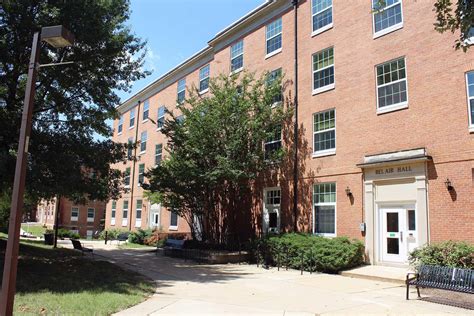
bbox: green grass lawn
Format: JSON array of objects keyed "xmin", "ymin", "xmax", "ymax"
[
  {"xmin": 20, "ymin": 223, "xmax": 46, "ymax": 237},
  {"xmin": 0, "ymin": 238, "xmax": 155, "ymax": 315},
  {"xmin": 118, "ymin": 242, "xmax": 156, "ymax": 250}
]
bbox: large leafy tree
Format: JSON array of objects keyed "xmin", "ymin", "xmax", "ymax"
[
  {"xmin": 0, "ymin": 0, "xmax": 148, "ymax": 228},
  {"xmin": 146, "ymin": 72, "xmax": 292, "ymax": 243},
  {"xmin": 434, "ymin": 0, "xmax": 473, "ymax": 51}
]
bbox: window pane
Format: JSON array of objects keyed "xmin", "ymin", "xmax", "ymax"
[
  {"xmin": 231, "ymin": 55, "xmax": 243, "ymax": 72},
  {"xmin": 374, "ymin": 1, "xmax": 402, "ymax": 33},
  {"xmin": 315, "ymin": 205, "xmax": 335, "ymax": 234},
  {"xmin": 266, "ymin": 18, "xmax": 282, "ymax": 40},
  {"xmin": 266, "ymin": 34, "xmax": 282, "ymax": 54},
  {"xmin": 170, "ymin": 211, "xmax": 178, "ymax": 226},
  {"xmin": 386, "ymin": 213, "xmax": 399, "ymax": 232},
  {"xmin": 408, "ymin": 210, "xmax": 416, "ymax": 231}
]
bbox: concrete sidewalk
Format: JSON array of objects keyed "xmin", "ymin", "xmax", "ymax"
[{"xmin": 86, "ymin": 246, "xmax": 473, "ymax": 315}]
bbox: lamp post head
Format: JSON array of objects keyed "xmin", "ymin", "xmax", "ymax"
[{"xmin": 41, "ymin": 25, "xmax": 75, "ymax": 48}]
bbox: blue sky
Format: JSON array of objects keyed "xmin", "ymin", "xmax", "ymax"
[{"xmin": 118, "ymin": 0, "xmax": 264, "ymax": 102}]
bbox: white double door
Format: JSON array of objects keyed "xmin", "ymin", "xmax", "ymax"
[
  {"xmin": 379, "ymin": 206, "xmax": 417, "ymax": 264},
  {"xmin": 263, "ymin": 188, "xmax": 281, "ymax": 234}
]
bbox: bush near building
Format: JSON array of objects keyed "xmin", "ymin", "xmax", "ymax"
[
  {"xmin": 259, "ymin": 233, "xmax": 364, "ymax": 273},
  {"xmin": 409, "ymin": 241, "xmax": 474, "ymax": 269}
]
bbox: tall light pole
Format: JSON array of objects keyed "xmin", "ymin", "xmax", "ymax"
[{"xmin": 0, "ymin": 25, "xmax": 74, "ymax": 316}]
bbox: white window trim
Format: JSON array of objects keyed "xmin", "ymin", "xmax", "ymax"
[
  {"xmin": 230, "ymin": 41, "xmax": 244, "ymax": 74},
  {"xmin": 87, "ymin": 208, "xmax": 95, "ymax": 222},
  {"xmin": 265, "ymin": 47, "xmax": 282, "ymax": 60},
  {"xmin": 177, "ymin": 78, "xmax": 186, "ymax": 103},
  {"xmin": 312, "ymin": 184, "xmax": 337, "ymax": 237},
  {"xmin": 169, "ymin": 211, "xmax": 178, "ymax": 231},
  {"xmin": 466, "ymin": 72, "xmax": 474, "ymax": 132},
  {"xmin": 157, "ymin": 106, "xmax": 166, "ymax": 131},
  {"xmin": 129, "ymin": 110, "xmax": 135, "ymax": 130},
  {"xmin": 375, "ymin": 57, "xmax": 409, "ymax": 114},
  {"xmin": 372, "ymin": 0, "xmax": 404, "ymax": 39},
  {"xmin": 124, "ymin": 168, "xmax": 131, "ymax": 189},
  {"xmin": 199, "ymin": 65, "xmax": 210, "ymax": 93},
  {"xmin": 140, "ymin": 132, "xmax": 147, "ymax": 154},
  {"xmin": 311, "ymin": 0, "xmax": 333, "ymax": 37},
  {"xmin": 138, "ymin": 164, "xmax": 145, "ymax": 186},
  {"xmin": 117, "ymin": 118, "xmax": 123, "ymax": 136},
  {"xmin": 312, "ymin": 109, "xmax": 336, "ymax": 158},
  {"xmin": 71, "ymin": 207, "xmax": 79, "ymax": 222},
  {"xmin": 230, "ymin": 67, "xmax": 244, "ymax": 76},
  {"xmin": 155, "ymin": 144, "xmax": 163, "ymax": 166},
  {"xmin": 111, "ymin": 204, "xmax": 116, "ymax": 225},
  {"xmin": 312, "ymin": 48, "xmax": 335, "ymax": 95},
  {"xmin": 266, "ymin": 19, "xmax": 282, "ymax": 56},
  {"xmin": 122, "ymin": 203, "xmax": 129, "ymax": 227},
  {"xmin": 263, "ymin": 187, "xmax": 281, "ymax": 234}
]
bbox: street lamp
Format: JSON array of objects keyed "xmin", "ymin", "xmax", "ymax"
[{"xmin": 0, "ymin": 25, "xmax": 75, "ymax": 316}]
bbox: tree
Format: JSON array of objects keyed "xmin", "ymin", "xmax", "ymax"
[
  {"xmin": 0, "ymin": 0, "xmax": 148, "ymax": 229},
  {"xmin": 434, "ymin": 0, "xmax": 473, "ymax": 51},
  {"xmin": 145, "ymin": 72, "xmax": 292, "ymax": 243}
]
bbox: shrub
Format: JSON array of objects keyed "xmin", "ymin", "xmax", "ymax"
[
  {"xmin": 258, "ymin": 233, "xmax": 364, "ymax": 273},
  {"xmin": 128, "ymin": 229, "xmax": 153, "ymax": 245},
  {"xmin": 99, "ymin": 229, "xmax": 127, "ymax": 240},
  {"xmin": 409, "ymin": 241, "xmax": 474, "ymax": 269},
  {"xmin": 56, "ymin": 228, "xmax": 80, "ymax": 239}
]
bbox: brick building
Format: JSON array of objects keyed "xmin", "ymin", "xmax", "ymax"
[
  {"xmin": 106, "ymin": 0, "xmax": 474, "ymax": 265},
  {"xmin": 37, "ymin": 197, "xmax": 106, "ymax": 238}
]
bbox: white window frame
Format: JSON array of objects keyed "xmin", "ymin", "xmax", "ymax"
[
  {"xmin": 71, "ymin": 207, "xmax": 79, "ymax": 221},
  {"xmin": 372, "ymin": 0, "xmax": 404, "ymax": 39},
  {"xmin": 177, "ymin": 78, "xmax": 186, "ymax": 104},
  {"xmin": 111, "ymin": 201, "xmax": 116, "ymax": 225},
  {"xmin": 263, "ymin": 187, "xmax": 281, "ymax": 234},
  {"xmin": 312, "ymin": 108, "xmax": 336, "ymax": 157},
  {"xmin": 311, "ymin": 0, "xmax": 333, "ymax": 37},
  {"xmin": 264, "ymin": 125, "xmax": 282, "ymax": 160},
  {"xmin": 267, "ymin": 68, "xmax": 283, "ymax": 107},
  {"xmin": 466, "ymin": 71, "xmax": 474, "ymax": 132},
  {"xmin": 312, "ymin": 183, "xmax": 337, "ymax": 237},
  {"xmin": 199, "ymin": 64, "xmax": 210, "ymax": 94},
  {"xmin": 124, "ymin": 167, "xmax": 131, "ymax": 188},
  {"xmin": 157, "ymin": 105, "xmax": 165, "ymax": 131},
  {"xmin": 87, "ymin": 208, "xmax": 95, "ymax": 222},
  {"xmin": 143, "ymin": 100, "xmax": 149, "ymax": 122},
  {"xmin": 129, "ymin": 108, "xmax": 135, "ymax": 129},
  {"xmin": 230, "ymin": 40, "xmax": 244, "ymax": 74},
  {"xmin": 169, "ymin": 210, "xmax": 178, "ymax": 231},
  {"xmin": 117, "ymin": 115, "xmax": 123, "ymax": 135},
  {"xmin": 122, "ymin": 201, "xmax": 129, "ymax": 227},
  {"xmin": 86, "ymin": 230, "xmax": 93, "ymax": 240},
  {"xmin": 265, "ymin": 18, "xmax": 283, "ymax": 58},
  {"xmin": 312, "ymin": 47, "xmax": 335, "ymax": 95},
  {"xmin": 140, "ymin": 131, "xmax": 147, "ymax": 154},
  {"xmin": 155, "ymin": 143, "xmax": 163, "ymax": 166},
  {"xmin": 138, "ymin": 163, "xmax": 145, "ymax": 186},
  {"xmin": 135, "ymin": 200, "xmax": 142, "ymax": 228},
  {"xmin": 375, "ymin": 57, "xmax": 409, "ymax": 114}
]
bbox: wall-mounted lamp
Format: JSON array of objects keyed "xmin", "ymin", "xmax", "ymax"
[
  {"xmin": 444, "ymin": 178, "xmax": 453, "ymax": 191},
  {"xmin": 345, "ymin": 186, "xmax": 352, "ymax": 197}
]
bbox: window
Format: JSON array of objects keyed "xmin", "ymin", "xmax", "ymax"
[
  {"xmin": 155, "ymin": 144, "xmax": 163, "ymax": 166},
  {"xmin": 71, "ymin": 207, "xmax": 79, "ymax": 221},
  {"xmin": 230, "ymin": 40, "xmax": 244, "ymax": 73},
  {"xmin": 170, "ymin": 210, "xmax": 178, "ymax": 229},
  {"xmin": 313, "ymin": 109, "xmax": 336, "ymax": 156},
  {"xmin": 127, "ymin": 137, "xmax": 134, "ymax": 160},
  {"xmin": 312, "ymin": 47, "xmax": 334, "ymax": 94},
  {"xmin": 138, "ymin": 163, "xmax": 145, "ymax": 185},
  {"xmin": 176, "ymin": 115, "xmax": 184, "ymax": 124},
  {"xmin": 122, "ymin": 200, "xmax": 129, "ymax": 226},
  {"xmin": 312, "ymin": 0, "xmax": 333, "ymax": 35},
  {"xmin": 376, "ymin": 57, "xmax": 408, "ymax": 113},
  {"xmin": 124, "ymin": 167, "xmax": 131, "ymax": 187},
  {"xmin": 135, "ymin": 199, "xmax": 142, "ymax": 227},
  {"xmin": 267, "ymin": 68, "xmax": 283, "ymax": 104},
  {"xmin": 264, "ymin": 125, "xmax": 282, "ymax": 160},
  {"xmin": 408, "ymin": 209, "xmax": 416, "ymax": 231},
  {"xmin": 157, "ymin": 106, "xmax": 165, "ymax": 129},
  {"xmin": 143, "ymin": 100, "xmax": 149, "ymax": 121},
  {"xmin": 177, "ymin": 78, "xmax": 186, "ymax": 103},
  {"xmin": 372, "ymin": 0, "xmax": 403, "ymax": 37},
  {"xmin": 140, "ymin": 131, "xmax": 147, "ymax": 153},
  {"xmin": 117, "ymin": 116, "xmax": 123, "ymax": 134},
  {"xmin": 468, "ymin": 27, "xmax": 474, "ymax": 44},
  {"xmin": 129, "ymin": 108, "xmax": 135, "ymax": 129},
  {"xmin": 111, "ymin": 201, "xmax": 116, "ymax": 225},
  {"xmin": 467, "ymin": 71, "xmax": 474, "ymax": 131},
  {"xmin": 86, "ymin": 230, "xmax": 93, "ymax": 239},
  {"xmin": 313, "ymin": 183, "xmax": 336, "ymax": 236},
  {"xmin": 87, "ymin": 208, "xmax": 94, "ymax": 222},
  {"xmin": 266, "ymin": 18, "xmax": 282, "ymax": 56},
  {"xmin": 199, "ymin": 65, "xmax": 210, "ymax": 93}
]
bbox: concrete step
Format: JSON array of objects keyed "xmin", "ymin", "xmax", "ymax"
[{"xmin": 340, "ymin": 265, "xmax": 413, "ymax": 285}]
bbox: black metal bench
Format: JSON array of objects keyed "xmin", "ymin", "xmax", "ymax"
[
  {"xmin": 70, "ymin": 239, "xmax": 94, "ymax": 258},
  {"xmin": 406, "ymin": 264, "xmax": 474, "ymax": 300},
  {"xmin": 163, "ymin": 239, "xmax": 185, "ymax": 257}
]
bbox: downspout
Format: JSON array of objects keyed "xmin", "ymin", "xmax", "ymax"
[
  {"xmin": 128, "ymin": 101, "xmax": 141, "ymax": 231},
  {"xmin": 292, "ymin": 0, "xmax": 299, "ymax": 232}
]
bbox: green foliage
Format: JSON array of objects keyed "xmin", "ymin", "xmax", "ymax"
[
  {"xmin": 128, "ymin": 228, "xmax": 153, "ymax": 245},
  {"xmin": 99, "ymin": 228, "xmax": 127, "ymax": 240},
  {"xmin": 433, "ymin": 0, "xmax": 473, "ymax": 51},
  {"xmin": 56, "ymin": 228, "xmax": 80, "ymax": 240},
  {"xmin": 409, "ymin": 241, "xmax": 474, "ymax": 269},
  {"xmin": 0, "ymin": 1, "xmax": 149, "ymax": 206},
  {"xmin": 259, "ymin": 233, "xmax": 365, "ymax": 273},
  {"xmin": 146, "ymin": 72, "xmax": 292, "ymax": 242}
]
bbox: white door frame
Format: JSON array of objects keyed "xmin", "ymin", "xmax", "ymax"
[
  {"xmin": 263, "ymin": 187, "xmax": 281, "ymax": 234},
  {"xmin": 376, "ymin": 203, "xmax": 416, "ymax": 264}
]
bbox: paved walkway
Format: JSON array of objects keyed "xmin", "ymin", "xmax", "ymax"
[{"xmin": 79, "ymin": 245, "xmax": 474, "ymax": 315}]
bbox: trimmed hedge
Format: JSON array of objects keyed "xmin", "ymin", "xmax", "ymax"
[
  {"xmin": 57, "ymin": 228, "xmax": 80, "ymax": 240},
  {"xmin": 259, "ymin": 233, "xmax": 364, "ymax": 273},
  {"xmin": 409, "ymin": 241, "xmax": 474, "ymax": 269}
]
